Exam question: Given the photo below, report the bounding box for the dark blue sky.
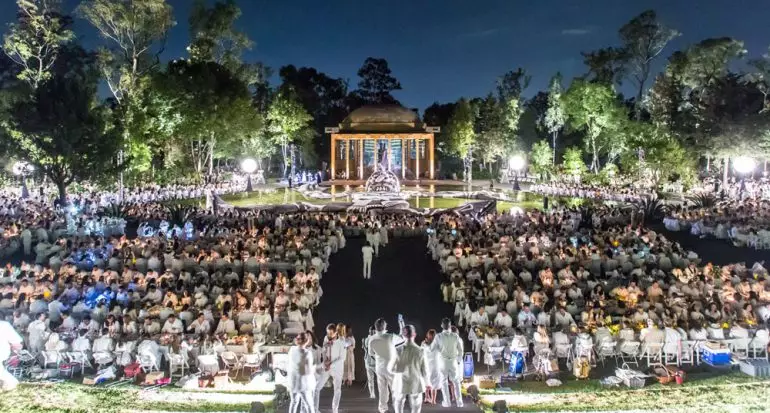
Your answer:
[3,0,770,110]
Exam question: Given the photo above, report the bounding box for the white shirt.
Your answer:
[362,245,374,260]
[368,331,400,373]
[494,313,513,328]
[321,336,347,375]
[0,321,22,361]
[161,318,184,334]
[432,330,463,362]
[393,341,428,395]
[288,345,316,393]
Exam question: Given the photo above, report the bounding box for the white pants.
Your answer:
[315,370,342,413]
[375,369,394,413]
[289,391,313,413]
[0,362,18,391]
[366,365,377,398]
[363,258,372,279]
[373,242,380,256]
[394,392,423,413]
[439,359,462,407]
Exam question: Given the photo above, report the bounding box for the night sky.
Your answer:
[2,0,770,111]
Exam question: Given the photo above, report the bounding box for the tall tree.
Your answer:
[581,47,628,86]
[619,10,680,119]
[530,140,553,180]
[423,101,456,161]
[267,86,313,178]
[2,45,120,203]
[446,98,476,182]
[158,60,259,178]
[497,68,530,154]
[473,94,505,170]
[3,0,74,90]
[542,73,566,165]
[746,47,770,113]
[562,79,627,172]
[353,57,401,106]
[78,0,175,193]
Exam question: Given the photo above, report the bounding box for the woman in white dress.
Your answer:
[421,329,440,404]
[341,324,356,385]
[288,332,316,413]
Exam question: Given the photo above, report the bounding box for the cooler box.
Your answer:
[702,346,730,365]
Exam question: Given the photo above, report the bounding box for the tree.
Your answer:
[562,146,587,180]
[447,98,476,182]
[473,94,505,170]
[581,47,628,86]
[2,45,120,203]
[542,73,565,165]
[530,140,553,180]
[77,0,175,104]
[267,86,313,178]
[158,60,259,178]
[619,10,680,119]
[353,57,401,106]
[745,47,770,113]
[562,79,627,172]
[3,0,74,90]
[497,68,530,155]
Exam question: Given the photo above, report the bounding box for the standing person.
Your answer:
[288,332,315,413]
[432,318,464,408]
[362,242,374,279]
[367,317,405,413]
[343,325,356,386]
[315,324,346,413]
[0,320,23,390]
[393,324,430,413]
[363,326,378,399]
[368,227,381,257]
[420,329,440,405]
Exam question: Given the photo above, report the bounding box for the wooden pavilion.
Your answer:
[327,104,438,181]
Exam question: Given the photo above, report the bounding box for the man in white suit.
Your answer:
[432,318,464,408]
[393,324,429,413]
[367,317,406,413]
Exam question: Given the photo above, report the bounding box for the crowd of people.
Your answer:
[529,182,653,203]
[426,204,770,379]
[665,199,770,249]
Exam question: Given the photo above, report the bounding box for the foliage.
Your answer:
[689,192,718,208]
[101,203,127,219]
[2,45,121,202]
[352,57,401,106]
[473,94,506,167]
[619,9,680,118]
[77,0,175,104]
[581,47,628,86]
[497,68,529,153]
[562,79,628,172]
[562,146,587,179]
[158,59,259,176]
[267,85,313,177]
[632,197,669,225]
[542,73,565,164]
[447,98,476,182]
[3,0,74,90]
[166,204,195,227]
[529,140,553,179]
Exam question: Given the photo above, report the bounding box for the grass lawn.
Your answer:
[473,372,770,412]
[0,382,276,413]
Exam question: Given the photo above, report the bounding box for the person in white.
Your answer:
[161,314,184,335]
[368,317,406,413]
[315,324,346,413]
[0,320,23,390]
[288,332,315,413]
[431,318,464,408]
[362,242,374,279]
[393,324,430,413]
[367,227,381,257]
[27,313,48,354]
[363,326,378,399]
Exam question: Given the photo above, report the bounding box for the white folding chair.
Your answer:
[40,350,63,369]
[596,339,618,366]
[220,351,243,377]
[730,338,751,359]
[169,353,189,378]
[662,340,680,364]
[138,353,159,373]
[679,340,697,366]
[749,331,769,360]
[67,351,93,374]
[641,341,663,365]
[617,341,641,367]
[241,352,263,376]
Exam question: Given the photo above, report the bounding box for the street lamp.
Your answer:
[509,155,526,191]
[12,161,33,199]
[733,156,756,198]
[241,158,257,192]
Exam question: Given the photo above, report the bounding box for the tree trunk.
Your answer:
[722,156,729,191]
[552,131,557,166]
[282,143,289,178]
[290,144,297,177]
[706,155,711,172]
[208,135,215,177]
[56,180,67,206]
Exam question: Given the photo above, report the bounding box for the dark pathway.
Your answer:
[652,224,770,266]
[289,235,479,413]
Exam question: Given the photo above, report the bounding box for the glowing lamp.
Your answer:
[240,158,258,174]
[508,155,526,171]
[733,156,756,174]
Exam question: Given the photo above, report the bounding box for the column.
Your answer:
[330,135,336,180]
[415,138,420,180]
[429,134,435,180]
[401,138,406,179]
[359,139,364,179]
[387,137,392,171]
[345,138,350,179]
